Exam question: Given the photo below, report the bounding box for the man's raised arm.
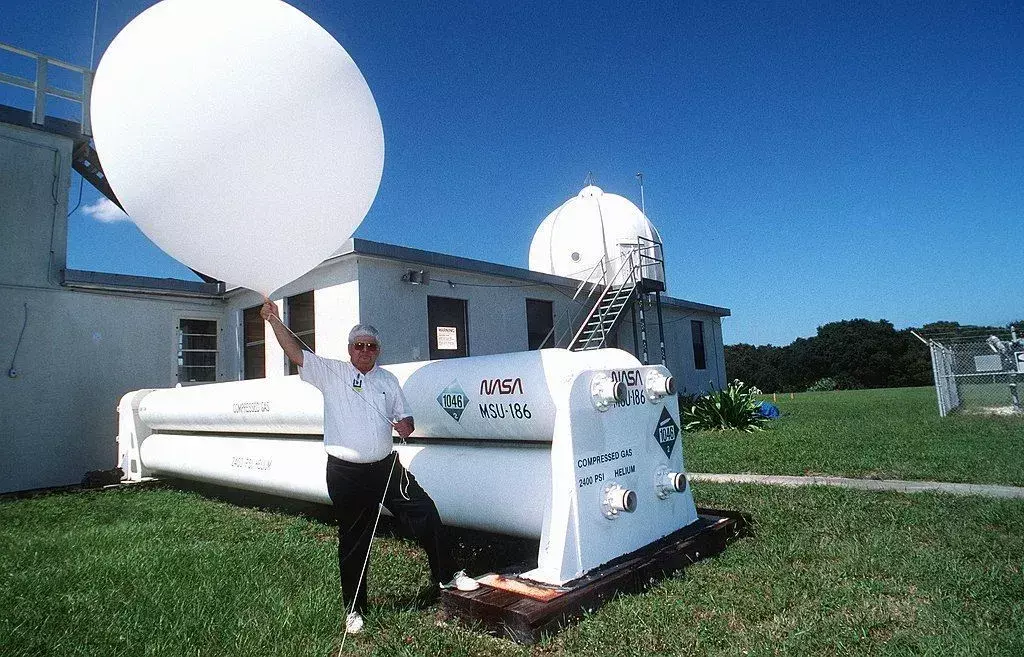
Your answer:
[260,299,305,368]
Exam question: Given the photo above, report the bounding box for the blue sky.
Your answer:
[2,0,1021,345]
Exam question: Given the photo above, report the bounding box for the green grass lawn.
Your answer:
[684,386,1024,486]
[2,484,1022,656]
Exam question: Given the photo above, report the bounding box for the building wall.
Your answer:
[228,252,729,393]
[0,287,225,494]
[616,304,726,394]
[0,123,226,494]
[355,256,577,365]
[224,258,360,376]
[312,278,361,362]
[666,310,726,394]
[0,124,70,288]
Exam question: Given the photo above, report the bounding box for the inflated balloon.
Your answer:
[91,0,384,296]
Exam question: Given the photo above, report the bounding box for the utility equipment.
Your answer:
[118,348,694,585]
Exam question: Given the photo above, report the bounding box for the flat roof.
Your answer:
[62,269,224,297]
[57,236,729,318]
[0,105,90,150]
[331,238,731,318]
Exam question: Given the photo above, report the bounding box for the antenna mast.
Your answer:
[636,172,646,216]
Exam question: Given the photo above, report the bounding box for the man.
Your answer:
[261,300,479,636]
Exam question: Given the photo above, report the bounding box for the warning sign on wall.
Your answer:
[437,326,458,350]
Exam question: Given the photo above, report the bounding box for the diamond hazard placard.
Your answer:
[653,407,679,457]
[436,380,469,422]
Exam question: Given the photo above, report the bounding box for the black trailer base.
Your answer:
[439,508,751,644]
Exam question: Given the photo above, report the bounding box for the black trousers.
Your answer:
[325,452,456,614]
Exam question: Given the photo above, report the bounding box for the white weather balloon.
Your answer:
[91,0,384,296]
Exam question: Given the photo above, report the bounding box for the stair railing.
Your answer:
[569,245,642,350]
[635,235,664,282]
[536,257,609,349]
[537,235,662,351]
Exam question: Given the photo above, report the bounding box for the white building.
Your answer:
[0,44,729,495]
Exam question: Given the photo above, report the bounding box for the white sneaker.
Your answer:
[345,611,365,635]
[441,570,480,592]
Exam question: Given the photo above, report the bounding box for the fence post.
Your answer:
[928,342,947,417]
[1011,326,1021,411]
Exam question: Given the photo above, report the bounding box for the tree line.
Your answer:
[725,319,1022,393]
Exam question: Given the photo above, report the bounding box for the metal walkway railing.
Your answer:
[0,41,94,135]
[537,237,665,353]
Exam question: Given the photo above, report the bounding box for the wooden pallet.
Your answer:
[440,508,751,644]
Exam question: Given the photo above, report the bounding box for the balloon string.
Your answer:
[337,452,399,656]
[267,301,413,496]
[266,302,409,651]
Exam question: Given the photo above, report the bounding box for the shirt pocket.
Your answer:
[371,389,390,422]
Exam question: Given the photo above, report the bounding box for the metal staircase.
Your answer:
[570,262,639,351]
[540,236,667,364]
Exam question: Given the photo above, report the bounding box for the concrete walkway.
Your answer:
[689,473,1024,499]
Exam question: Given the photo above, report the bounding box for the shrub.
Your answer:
[806,377,838,392]
[677,392,702,415]
[682,380,768,433]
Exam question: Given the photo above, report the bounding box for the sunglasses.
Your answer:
[352,341,379,353]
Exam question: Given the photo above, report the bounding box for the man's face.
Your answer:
[348,336,380,373]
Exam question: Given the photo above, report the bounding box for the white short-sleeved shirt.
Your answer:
[299,351,411,463]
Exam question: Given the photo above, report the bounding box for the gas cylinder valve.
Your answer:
[655,465,688,499]
[645,369,676,401]
[591,372,627,411]
[601,483,637,518]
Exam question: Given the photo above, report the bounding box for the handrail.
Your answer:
[0,43,91,73]
[537,234,664,351]
[542,271,605,349]
[0,41,94,135]
[636,235,662,259]
[570,246,638,349]
[635,235,664,276]
[538,256,609,349]
[571,257,607,303]
[571,247,640,350]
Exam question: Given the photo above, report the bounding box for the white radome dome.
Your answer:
[528,185,665,286]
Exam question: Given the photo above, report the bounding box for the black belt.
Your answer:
[327,451,396,468]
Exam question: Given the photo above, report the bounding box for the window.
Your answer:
[178,318,217,383]
[243,305,265,379]
[428,296,468,360]
[286,291,315,375]
[526,299,554,350]
[691,320,707,371]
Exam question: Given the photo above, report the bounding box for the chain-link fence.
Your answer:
[927,335,1024,417]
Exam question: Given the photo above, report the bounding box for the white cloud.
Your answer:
[81,198,130,223]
